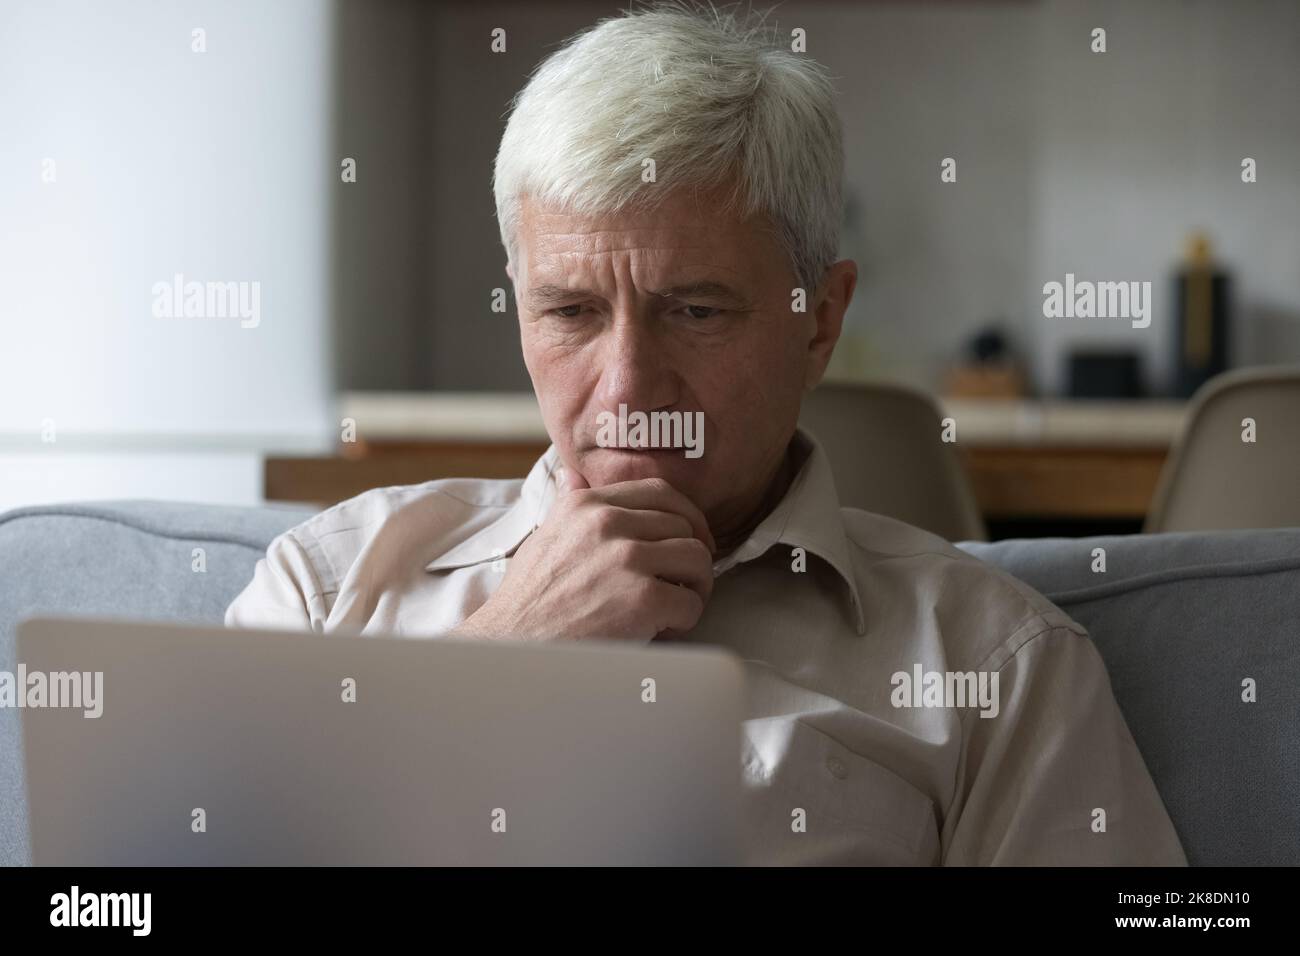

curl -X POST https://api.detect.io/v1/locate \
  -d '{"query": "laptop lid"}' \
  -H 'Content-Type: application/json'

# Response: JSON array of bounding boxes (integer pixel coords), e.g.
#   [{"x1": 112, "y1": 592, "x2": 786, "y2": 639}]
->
[{"x1": 17, "y1": 616, "x2": 743, "y2": 865}]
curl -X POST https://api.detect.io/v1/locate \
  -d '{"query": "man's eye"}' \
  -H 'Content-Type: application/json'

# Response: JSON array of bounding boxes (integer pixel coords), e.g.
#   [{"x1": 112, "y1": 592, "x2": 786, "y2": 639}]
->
[
  {"x1": 550, "y1": 305, "x2": 585, "y2": 318},
  {"x1": 684, "y1": 305, "x2": 722, "y2": 320}
]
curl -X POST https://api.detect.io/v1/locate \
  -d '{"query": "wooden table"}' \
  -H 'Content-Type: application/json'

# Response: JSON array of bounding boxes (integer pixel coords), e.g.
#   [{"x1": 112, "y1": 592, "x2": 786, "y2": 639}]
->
[{"x1": 265, "y1": 392, "x2": 1187, "y2": 524}]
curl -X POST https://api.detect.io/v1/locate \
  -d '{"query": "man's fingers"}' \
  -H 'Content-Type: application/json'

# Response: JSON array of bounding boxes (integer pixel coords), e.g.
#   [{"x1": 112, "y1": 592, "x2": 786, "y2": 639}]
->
[
  {"x1": 631, "y1": 537, "x2": 715, "y2": 601},
  {"x1": 589, "y1": 478, "x2": 715, "y2": 553},
  {"x1": 602, "y1": 507, "x2": 695, "y2": 544},
  {"x1": 647, "y1": 579, "x2": 707, "y2": 634}
]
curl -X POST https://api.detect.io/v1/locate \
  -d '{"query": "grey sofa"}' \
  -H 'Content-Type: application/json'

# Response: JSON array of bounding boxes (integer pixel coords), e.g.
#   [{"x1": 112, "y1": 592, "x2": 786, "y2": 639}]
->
[{"x1": 2, "y1": 500, "x2": 1297, "y2": 866}]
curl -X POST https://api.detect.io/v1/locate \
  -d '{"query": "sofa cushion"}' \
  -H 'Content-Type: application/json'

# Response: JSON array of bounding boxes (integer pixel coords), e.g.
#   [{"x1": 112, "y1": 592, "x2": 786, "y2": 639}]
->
[
  {"x1": 957, "y1": 527, "x2": 1300, "y2": 865},
  {"x1": 0, "y1": 500, "x2": 315, "y2": 865}
]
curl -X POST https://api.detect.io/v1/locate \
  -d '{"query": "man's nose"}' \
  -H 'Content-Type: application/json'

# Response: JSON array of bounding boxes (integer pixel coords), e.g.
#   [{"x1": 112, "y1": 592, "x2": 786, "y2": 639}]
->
[{"x1": 595, "y1": 315, "x2": 679, "y2": 413}]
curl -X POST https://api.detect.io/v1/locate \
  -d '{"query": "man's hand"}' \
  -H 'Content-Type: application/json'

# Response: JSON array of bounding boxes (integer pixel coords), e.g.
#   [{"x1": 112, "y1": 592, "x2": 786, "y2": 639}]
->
[{"x1": 449, "y1": 469, "x2": 716, "y2": 643}]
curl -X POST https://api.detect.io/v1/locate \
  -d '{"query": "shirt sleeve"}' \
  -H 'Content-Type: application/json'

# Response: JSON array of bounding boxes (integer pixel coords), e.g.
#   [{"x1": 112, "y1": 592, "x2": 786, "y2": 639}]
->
[
  {"x1": 941, "y1": 625, "x2": 1188, "y2": 865},
  {"x1": 223, "y1": 529, "x2": 328, "y2": 634}
]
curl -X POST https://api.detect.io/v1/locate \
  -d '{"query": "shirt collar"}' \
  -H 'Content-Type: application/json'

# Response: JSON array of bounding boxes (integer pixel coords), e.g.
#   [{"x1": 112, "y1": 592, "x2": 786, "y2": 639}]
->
[
  {"x1": 710, "y1": 427, "x2": 866, "y2": 634},
  {"x1": 425, "y1": 426, "x2": 866, "y2": 635},
  {"x1": 421, "y1": 448, "x2": 562, "y2": 572}
]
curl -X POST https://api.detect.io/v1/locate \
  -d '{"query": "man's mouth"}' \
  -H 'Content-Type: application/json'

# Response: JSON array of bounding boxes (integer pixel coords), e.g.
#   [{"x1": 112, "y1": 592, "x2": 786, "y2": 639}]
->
[{"x1": 598, "y1": 446, "x2": 683, "y2": 456}]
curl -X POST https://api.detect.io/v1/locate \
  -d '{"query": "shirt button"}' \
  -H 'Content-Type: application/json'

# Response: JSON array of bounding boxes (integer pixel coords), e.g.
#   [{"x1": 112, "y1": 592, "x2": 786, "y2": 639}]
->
[{"x1": 826, "y1": 756, "x2": 847, "y2": 779}]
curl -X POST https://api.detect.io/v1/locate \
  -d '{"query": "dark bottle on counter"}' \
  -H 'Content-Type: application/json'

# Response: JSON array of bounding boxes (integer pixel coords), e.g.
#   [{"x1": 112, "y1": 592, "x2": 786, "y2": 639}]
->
[{"x1": 1172, "y1": 232, "x2": 1230, "y2": 398}]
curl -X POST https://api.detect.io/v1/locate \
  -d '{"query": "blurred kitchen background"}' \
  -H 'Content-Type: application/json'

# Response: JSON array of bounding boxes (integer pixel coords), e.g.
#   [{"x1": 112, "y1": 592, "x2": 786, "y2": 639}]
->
[{"x1": 2, "y1": 0, "x2": 1298, "y2": 539}]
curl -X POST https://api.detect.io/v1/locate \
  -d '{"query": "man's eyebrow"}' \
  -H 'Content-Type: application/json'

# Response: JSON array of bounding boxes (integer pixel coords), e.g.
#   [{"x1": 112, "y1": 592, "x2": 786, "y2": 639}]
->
[
  {"x1": 648, "y1": 281, "x2": 749, "y2": 303},
  {"x1": 527, "y1": 284, "x2": 594, "y2": 306}
]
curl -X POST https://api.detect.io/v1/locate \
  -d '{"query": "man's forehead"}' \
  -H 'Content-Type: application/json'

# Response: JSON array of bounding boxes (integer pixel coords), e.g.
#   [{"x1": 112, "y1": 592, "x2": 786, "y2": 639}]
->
[
  {"x1": 518, "y1": 184, "x2": 740, "y2": 227},
  {"x1": 521, "y1": 207, "x2": 741, "y2": 250},
  {"x1": 526, "y1": 278, "x2": 754, "y2": 309},
  {"x1": 515, "y1": 195, "x2": 780, "y2": 291},
  {"x1": 521, "y1": 253, "x2": 757, "y2": 303}
]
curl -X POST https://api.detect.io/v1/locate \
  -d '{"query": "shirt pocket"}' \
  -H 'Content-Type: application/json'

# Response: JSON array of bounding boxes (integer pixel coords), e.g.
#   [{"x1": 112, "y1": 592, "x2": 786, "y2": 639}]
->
[{"x1": 741, "y1": 716, "x2": 940, "y2": 866}]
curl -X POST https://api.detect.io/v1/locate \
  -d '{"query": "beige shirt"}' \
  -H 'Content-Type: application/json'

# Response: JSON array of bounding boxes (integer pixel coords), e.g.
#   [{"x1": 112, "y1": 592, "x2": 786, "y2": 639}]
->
[{"x1": 226, "y1": 428, "x2": 1187, "y2": 866}]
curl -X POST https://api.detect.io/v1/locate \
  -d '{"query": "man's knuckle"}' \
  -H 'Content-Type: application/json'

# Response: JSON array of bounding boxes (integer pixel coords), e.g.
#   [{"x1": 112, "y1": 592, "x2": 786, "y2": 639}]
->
[
  {"x1": 631, "y1": 576, "x2": 659, "y2": 606},
  {"x1": 590, "y1": 506, "x2": 618, "y2": 536},
  {"x1": 611, "y1": 538, "x2": 641, "y2": 567}
]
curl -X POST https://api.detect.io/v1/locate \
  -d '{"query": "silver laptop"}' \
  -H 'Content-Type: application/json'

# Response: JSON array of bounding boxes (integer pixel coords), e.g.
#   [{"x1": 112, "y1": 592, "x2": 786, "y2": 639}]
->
[{"x1": 17, "y1": 616, "x2": 743, "y2": 866}]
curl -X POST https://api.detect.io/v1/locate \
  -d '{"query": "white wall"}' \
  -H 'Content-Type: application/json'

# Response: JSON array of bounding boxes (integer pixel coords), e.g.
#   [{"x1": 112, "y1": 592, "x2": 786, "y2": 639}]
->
[{"x1": 0, "y1": 0, "x2": 337, "y2": 509}]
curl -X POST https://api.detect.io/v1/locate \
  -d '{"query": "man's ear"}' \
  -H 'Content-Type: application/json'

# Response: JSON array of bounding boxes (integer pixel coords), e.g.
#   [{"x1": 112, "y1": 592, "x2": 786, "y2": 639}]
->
[{"x1": 804, "y1": 259, "x2": 857, "y2": 390}]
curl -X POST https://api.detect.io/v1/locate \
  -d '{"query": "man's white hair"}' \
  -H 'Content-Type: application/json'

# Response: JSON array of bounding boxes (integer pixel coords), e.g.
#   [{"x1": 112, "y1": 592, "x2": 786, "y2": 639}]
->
[{"x1": 492, "y1": 1, "x2": 844, "y2": 294}]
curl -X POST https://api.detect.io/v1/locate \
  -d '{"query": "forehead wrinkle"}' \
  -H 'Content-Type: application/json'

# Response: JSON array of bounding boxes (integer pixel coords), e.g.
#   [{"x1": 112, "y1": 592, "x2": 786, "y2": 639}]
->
[
  {"x1": 528, "y1": 252, "x2": 760, "y2": 305},
  {"x1": 521, "y1": 213, "x2": 768, "y2": 300},
  {"x1": 530, "y1": 240, "x2": 744, "y2": 280},
  {"x1": 532, "y1": 228, "x2": 721, "y2": 260}
]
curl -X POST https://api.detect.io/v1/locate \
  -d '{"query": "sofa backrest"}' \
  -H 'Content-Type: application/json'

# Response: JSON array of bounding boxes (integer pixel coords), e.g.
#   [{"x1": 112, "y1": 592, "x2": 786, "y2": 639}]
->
[{"x1": 957, "y1": 527, "x2": 1300, "y2": 865}]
